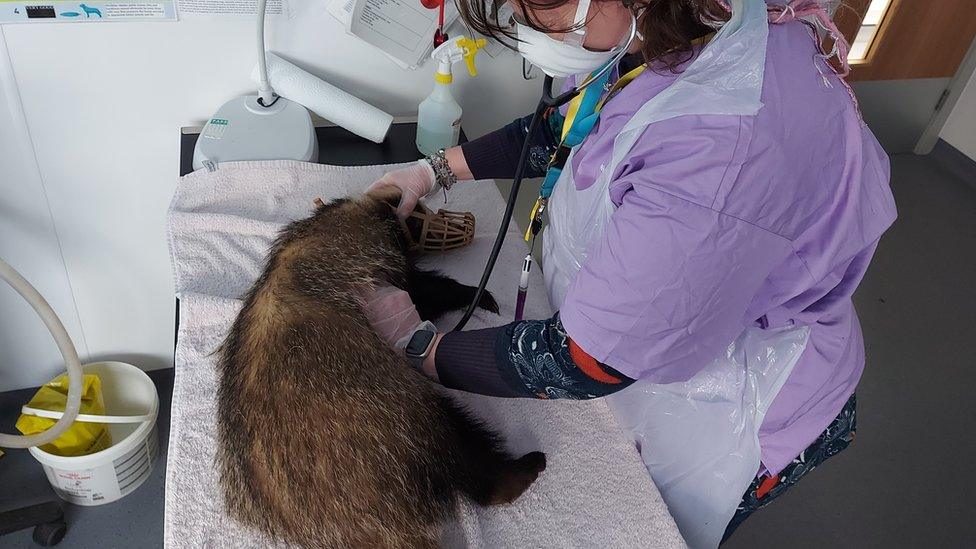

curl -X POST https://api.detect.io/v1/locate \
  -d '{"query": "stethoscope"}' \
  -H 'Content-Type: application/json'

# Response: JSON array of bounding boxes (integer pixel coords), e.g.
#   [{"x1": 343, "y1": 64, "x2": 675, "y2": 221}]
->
[{"x1": 452, "y1": 18, "x2": 637, "y2": 331}]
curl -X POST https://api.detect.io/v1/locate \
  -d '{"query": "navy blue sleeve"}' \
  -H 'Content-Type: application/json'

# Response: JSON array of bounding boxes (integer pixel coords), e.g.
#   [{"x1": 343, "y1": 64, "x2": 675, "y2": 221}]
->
[
  {"x1": 434, "y1": 313, "x2": 634, "y2": 399},
  {"x1": 459, "y1": 111, "x2": 564, "y2": 180}
]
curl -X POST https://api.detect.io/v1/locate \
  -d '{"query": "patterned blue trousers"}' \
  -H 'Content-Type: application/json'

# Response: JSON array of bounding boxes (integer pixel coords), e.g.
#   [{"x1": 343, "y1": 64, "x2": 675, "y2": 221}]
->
[{"x1": 722, "y1": 393, "x2": 858, "y2": 542}]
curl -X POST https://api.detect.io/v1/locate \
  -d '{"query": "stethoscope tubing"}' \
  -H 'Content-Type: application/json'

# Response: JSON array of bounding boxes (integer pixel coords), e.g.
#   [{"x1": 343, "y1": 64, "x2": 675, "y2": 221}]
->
[
  {"x1": 452, "y1": 14, "x2": 637, "y2": 331},
  {"x1": 452, "y1": 81, "x2": 559, "y2": 331}
]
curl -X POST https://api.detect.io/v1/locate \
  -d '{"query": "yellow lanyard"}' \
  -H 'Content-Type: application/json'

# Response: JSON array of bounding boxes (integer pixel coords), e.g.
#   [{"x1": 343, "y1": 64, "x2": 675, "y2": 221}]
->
[
  {"x1": 561, "y1": 63, "x2": 647, "y2": 141},
  {"x1": 557, "y1": 29, "x2": 718, "y2": 141},
  {"x1": 524, "y1": 63, "x2": 647, "y2": 243}
]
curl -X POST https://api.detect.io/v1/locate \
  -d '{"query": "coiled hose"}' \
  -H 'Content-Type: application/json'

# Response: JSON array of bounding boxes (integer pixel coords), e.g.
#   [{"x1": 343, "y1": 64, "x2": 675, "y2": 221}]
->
[{"x1": 0, "y1": 257, "x2": 83, "y2": 448}]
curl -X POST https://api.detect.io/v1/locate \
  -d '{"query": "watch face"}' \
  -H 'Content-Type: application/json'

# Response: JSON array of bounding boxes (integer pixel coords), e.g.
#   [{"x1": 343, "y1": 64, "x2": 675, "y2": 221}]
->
[{"x1": 406, "y1": 330, "x2": 436, "y2": 357}]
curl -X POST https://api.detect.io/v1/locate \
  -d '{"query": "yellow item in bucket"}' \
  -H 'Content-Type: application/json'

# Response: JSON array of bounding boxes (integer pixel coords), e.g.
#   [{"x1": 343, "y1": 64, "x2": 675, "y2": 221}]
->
[{"x1": 15, "y1": 374, "x2": 112, "y2": 456}]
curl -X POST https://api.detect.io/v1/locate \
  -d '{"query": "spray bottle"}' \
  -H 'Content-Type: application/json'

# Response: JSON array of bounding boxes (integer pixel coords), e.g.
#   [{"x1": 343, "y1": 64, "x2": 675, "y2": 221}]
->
[{"x1": 416, "y1": 36, "x2": 486, "y2": 155}]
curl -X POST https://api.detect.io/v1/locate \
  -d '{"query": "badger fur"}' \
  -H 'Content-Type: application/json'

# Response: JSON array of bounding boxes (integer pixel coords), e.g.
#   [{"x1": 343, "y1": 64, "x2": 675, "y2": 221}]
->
[{"x1": 216, "y1": 190, "x2": 545, "y2": 548}]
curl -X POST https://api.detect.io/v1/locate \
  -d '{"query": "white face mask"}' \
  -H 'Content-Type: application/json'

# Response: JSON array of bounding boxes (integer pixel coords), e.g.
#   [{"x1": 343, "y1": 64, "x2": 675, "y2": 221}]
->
[{"x1": 515, "y1": 0, "x2": 636, "y2": 78}]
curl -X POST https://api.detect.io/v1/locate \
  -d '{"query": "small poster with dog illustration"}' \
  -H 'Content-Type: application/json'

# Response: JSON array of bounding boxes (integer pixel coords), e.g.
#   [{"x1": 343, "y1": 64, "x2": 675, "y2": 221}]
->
[{"x1": 0, "y1": 0, "x2": 176, "y2": 22}]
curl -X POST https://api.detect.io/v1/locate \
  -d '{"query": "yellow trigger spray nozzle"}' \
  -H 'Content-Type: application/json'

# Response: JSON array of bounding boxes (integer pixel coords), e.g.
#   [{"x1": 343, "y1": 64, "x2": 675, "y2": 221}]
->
[{"x1": 457, "y1": 37, "x2": 487, "y2": 77}]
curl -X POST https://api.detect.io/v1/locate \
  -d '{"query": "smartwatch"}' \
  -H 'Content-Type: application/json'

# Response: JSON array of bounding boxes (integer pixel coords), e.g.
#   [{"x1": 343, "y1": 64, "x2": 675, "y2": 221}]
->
[{"x1": 404, "y1": 328, "x2": 437, "y2": 371}]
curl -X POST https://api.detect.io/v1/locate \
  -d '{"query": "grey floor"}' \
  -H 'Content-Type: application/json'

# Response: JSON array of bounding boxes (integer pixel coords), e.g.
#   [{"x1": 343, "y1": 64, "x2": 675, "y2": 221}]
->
[
  {"x1": 727, "y1": 149, "x2": 976, "y2": 547},
  {"x1": 1, "y1": 148, "x2": 974, "y2": 547}
]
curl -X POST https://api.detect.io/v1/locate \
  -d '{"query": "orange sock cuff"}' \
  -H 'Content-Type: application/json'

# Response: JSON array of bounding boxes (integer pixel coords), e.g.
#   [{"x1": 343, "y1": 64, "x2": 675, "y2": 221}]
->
[{"x1": 568, "y1": 339, "x2": 623, "y2": 385}]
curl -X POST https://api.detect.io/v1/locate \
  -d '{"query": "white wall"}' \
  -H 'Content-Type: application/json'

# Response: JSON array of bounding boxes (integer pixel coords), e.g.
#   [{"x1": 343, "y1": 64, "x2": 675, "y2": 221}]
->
[
  {"x1": 0, "y1": 4, "x2": 540, "y2": 391},
  {"x1": 941, "y1": 63, "x2": 976, "y2": 160},
  {"x1": 0, "y1": 28, "x2": 90, "y2": 392}
]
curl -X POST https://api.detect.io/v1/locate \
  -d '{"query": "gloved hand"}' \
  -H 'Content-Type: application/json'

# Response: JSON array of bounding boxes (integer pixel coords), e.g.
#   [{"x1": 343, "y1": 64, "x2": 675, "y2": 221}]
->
[
  {"x1": 366, "y1": 160, "x2": 436, "y2": 219},
  {"x1": 360, "y1": 285, "x2": 422, "y2": 346}
]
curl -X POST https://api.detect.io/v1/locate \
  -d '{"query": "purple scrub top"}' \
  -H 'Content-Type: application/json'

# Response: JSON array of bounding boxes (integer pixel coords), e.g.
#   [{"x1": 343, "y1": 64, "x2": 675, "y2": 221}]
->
[{"x1": 558, "y1": 21, "x2": 897, "y2": 475}]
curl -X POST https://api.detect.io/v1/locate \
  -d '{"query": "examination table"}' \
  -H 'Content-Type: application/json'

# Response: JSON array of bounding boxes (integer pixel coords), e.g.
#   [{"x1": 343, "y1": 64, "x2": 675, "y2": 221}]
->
[{"x1": 165, "y1": 123, "x2": 685, "y2": 548}]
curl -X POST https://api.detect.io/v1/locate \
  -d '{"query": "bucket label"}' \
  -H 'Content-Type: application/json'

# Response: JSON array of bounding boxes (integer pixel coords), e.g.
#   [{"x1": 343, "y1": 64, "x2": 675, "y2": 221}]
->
[{"x1": 51, "y1": 465, "x2": 120, "y2": 504}]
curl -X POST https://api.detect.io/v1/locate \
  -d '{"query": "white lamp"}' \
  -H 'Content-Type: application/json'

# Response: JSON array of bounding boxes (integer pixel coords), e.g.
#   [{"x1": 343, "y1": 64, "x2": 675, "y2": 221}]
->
[{"x1": 192, "y1": 0, "x2": 318, "y2": 170}]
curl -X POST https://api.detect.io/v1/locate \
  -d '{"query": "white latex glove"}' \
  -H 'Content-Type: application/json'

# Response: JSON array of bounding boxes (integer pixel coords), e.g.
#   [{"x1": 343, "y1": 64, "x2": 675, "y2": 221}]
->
[
  {"x1": 360, "y1": 285, "x2": 423, "y2": 346},
  {"x1": 366, "y1": 160, "x2": 436, "y2": 219}
]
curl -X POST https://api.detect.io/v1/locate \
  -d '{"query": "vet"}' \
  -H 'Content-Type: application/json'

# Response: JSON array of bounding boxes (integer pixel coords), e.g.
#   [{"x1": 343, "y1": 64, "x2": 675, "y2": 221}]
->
[{"x1": 366, "y1": 0, "x2": 896, "y2": 543}]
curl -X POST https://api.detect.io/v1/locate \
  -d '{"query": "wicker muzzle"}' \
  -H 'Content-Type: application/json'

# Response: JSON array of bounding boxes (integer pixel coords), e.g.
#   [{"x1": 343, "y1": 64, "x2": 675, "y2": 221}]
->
[{"x1": 401, "y1": 203, "x2": 475, "y2": 252}]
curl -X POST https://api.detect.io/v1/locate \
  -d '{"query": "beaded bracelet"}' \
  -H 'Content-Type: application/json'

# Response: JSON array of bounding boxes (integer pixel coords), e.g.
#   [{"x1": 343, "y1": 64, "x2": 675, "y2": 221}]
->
[{"x1": 425, "y1": 149, "x2": 458, "y2": 195}]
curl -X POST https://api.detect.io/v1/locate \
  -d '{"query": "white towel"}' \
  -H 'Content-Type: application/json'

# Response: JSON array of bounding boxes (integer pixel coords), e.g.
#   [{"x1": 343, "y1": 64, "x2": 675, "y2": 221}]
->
[{"x1": 165, "y1": 160, "x2": 684, "y2": 548}]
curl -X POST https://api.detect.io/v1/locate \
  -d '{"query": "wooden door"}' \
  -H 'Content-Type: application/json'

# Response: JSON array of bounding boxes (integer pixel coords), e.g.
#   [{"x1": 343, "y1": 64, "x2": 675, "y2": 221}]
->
[
  {"x1": 832, "y1": 1, "x2": 976, "y2": 152},
  {"x1": 837, "y1": 0, "x2": 976, "y2": 81}
]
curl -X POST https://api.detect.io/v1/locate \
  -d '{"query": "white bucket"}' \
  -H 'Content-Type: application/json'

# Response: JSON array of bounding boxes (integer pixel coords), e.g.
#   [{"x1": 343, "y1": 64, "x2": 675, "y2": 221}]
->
[{"x1": 23, "y1": 361, "x2": 160, "y2": 506}]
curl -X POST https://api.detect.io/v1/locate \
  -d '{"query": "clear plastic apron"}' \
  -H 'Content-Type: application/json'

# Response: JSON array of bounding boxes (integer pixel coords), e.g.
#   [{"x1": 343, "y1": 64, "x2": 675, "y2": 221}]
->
[{"x1": 541, "y1": 1, "x2": 811, "y2": 547}]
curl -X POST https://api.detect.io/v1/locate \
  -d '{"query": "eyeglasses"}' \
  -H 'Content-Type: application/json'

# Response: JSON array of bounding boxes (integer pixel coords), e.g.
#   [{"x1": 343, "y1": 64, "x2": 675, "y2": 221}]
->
[{"x1": 495, "y1": 0, "x2": 591, "y2": 46}]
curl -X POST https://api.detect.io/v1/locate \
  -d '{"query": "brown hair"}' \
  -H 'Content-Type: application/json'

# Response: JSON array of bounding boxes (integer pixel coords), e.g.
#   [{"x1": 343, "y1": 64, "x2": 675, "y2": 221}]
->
[{"x1": 458, "y1": 0, "x2": 730, "y2": 72}]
